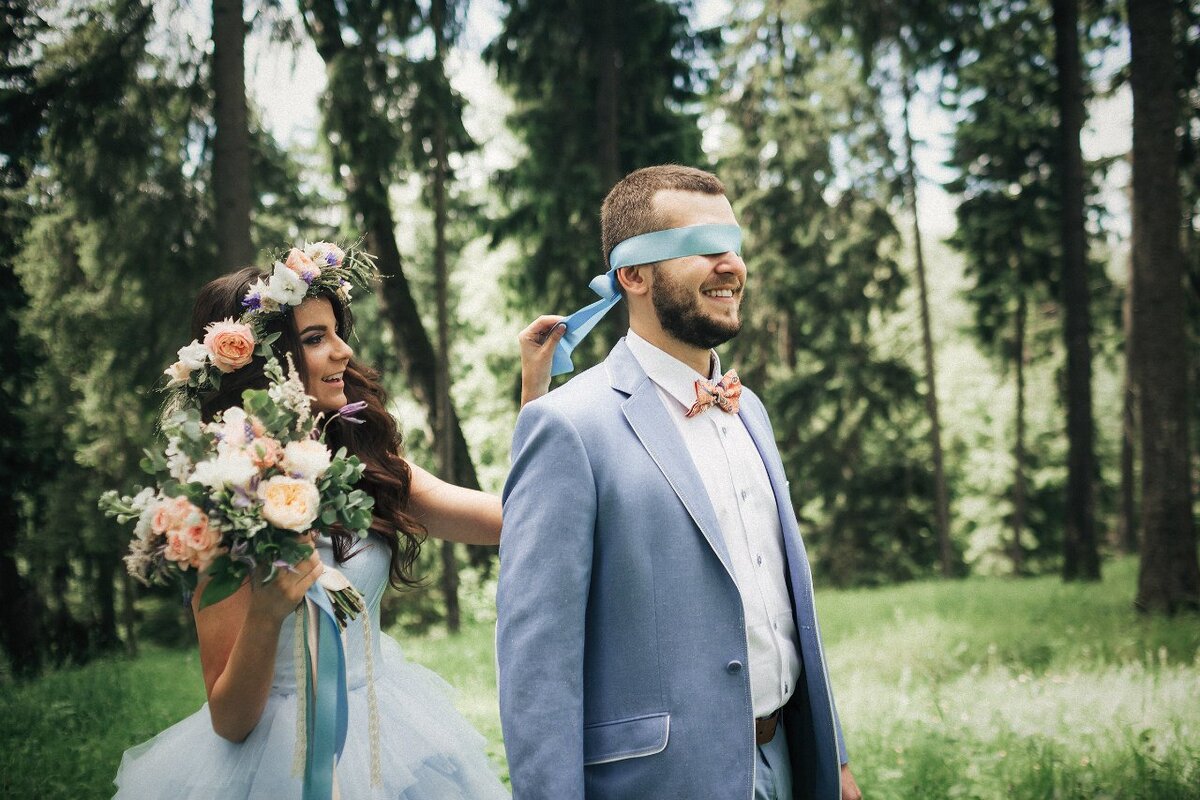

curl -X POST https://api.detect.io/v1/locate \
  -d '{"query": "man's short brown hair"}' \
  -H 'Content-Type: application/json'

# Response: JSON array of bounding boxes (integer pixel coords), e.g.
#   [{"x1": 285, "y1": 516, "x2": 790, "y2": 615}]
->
[{"x1": 600, "y1": 165, "x2": 726, "y2": 270}]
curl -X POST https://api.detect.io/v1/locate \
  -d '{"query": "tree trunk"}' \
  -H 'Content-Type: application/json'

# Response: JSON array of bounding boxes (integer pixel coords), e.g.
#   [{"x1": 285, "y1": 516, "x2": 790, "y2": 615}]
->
[
  {"x1": 212, "y1": 0, "x2": 254, "y2": 268},
  {"x1": 594, "y1": 0, "x2": 621, "y2": 189},
  {"x1": 0, "y1": 513, "x2": 46, "y2": 676},
  {"x1": 1117, "y1": 258, "x2": 1138, "y2": 554},
  {"x1": 93, "y1": 553, "x2": 122, "y2": 652},
  {"x1": 900, "y1": 68, "x2": 955, "y2": 578},
  {"x1": 122, "y1": 572, "x2": 138, "y2": 657},
  {"x1": 1052, "y1": 0, "x2": 1100, "y2": 582},
  {"x1": 1011, "y1": 291, "x2": 1028, "y2": 576},
  {"x1": 299, "y1": 0, "x2": 484, "y2": 503},
  {"x1": 1129, "y1": 0, "x2": 1200, "y2": 613},
  {"x1": 431, "y1": 0, "x2": 460, "y2": 633}
]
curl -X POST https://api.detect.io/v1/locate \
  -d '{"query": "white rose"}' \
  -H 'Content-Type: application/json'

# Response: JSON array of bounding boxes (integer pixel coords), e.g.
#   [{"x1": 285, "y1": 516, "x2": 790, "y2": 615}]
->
[
  {"x1": 177, "y1": 340, "x2": 209, "y2": 370},
  {"x1": 190, "y1": 450, "x2": 258, "y2": 489},
  {"x1": 258, "y1": 475, "x2": 321, "y2": 532},
  {"x1": 266, "y1": 261, "x2": 309, "y2": 306},
  {"x1": 164, "y1": 361, "x2": 192, "y2": 386},
  {"x1": 281, "y1": 439, "x2": 333, "y2": 480}
]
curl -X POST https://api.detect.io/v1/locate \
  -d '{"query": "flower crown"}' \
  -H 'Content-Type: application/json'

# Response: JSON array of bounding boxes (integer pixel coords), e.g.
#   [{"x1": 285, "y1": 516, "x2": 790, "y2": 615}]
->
[{"x1": 164, "y1": 241, "x2": 379, "y2": 399}]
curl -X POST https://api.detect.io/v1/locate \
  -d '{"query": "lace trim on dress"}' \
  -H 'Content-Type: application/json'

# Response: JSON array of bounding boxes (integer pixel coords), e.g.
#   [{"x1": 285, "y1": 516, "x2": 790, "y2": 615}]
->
[
  {"x1": 292, "y1": 609, "x2": 307, "y2": 777},
  {"x1": 363, "y1": 612, "x2": 382, "y2": 787}
]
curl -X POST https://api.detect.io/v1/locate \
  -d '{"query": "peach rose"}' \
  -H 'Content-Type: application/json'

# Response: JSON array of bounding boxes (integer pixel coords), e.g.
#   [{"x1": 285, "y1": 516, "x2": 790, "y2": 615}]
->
[
  {"x1": 203, "y1": 318, "x2": 256, "y2": 373},
  {"x1": 258, "y1": 475, "x2": 321, "y2": 532},
  {"x1": 285, "y1": 248, "x2": 320, "y2": 281}
]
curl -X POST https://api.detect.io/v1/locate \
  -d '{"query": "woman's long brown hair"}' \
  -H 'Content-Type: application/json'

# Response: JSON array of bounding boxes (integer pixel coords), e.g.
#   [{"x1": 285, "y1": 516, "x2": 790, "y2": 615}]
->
[{"x1": 189, "y1": 267, "x2": 425, "y2": 588}]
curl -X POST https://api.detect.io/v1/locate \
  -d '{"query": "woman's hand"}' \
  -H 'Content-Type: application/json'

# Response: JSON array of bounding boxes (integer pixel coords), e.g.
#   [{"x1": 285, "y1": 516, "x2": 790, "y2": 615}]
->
[
  {"x1": 245, "y1": 547, "x2": 325, "y2": 625},
  {"x1": 193, "y1": 537, "x2": 325, "y2": 742},
  {"x1": 519, "y1": 315, "x2": 567, "y2": 408}
]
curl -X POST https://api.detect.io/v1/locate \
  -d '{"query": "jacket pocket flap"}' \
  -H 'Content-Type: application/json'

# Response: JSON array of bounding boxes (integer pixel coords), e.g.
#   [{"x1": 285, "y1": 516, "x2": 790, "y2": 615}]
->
[{"x1": 583, "y1": 712, "x2": 670, "y2": 766}]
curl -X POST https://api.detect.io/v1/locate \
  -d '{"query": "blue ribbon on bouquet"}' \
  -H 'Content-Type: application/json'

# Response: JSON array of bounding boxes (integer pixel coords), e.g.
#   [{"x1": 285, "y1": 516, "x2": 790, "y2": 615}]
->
[
  {"x1": 550, "y1": 223, "x2": 743, "y2": 376},
  {"x1": 302, "y1": 584, "x2": 349, "y2": 800}
]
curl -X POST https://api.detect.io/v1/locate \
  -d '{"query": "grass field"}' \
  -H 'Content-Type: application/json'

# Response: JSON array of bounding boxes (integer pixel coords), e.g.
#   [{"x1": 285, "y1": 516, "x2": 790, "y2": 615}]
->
[{"x1": 2, "y1": 556, "x2": 1197, "y2": 798}]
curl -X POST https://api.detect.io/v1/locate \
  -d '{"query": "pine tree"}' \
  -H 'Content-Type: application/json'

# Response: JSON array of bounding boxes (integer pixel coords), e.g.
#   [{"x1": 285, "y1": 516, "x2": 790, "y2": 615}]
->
[
  {"x1": 484, "y1": 0, "x2": 706, "y2": 368},
  {"x1": 717, "y1": 1, "x2": 936, "y2": 586}
]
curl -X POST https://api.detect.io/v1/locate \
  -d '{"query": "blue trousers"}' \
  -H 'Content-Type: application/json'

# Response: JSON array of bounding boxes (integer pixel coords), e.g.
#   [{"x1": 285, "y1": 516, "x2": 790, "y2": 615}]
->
[{"x1": 753, "y1": 717, "x2": 793, "y2": 800}]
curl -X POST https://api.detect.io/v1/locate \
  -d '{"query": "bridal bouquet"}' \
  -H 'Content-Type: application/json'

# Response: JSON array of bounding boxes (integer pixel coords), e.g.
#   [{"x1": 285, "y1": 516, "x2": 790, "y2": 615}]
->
[{"x1": 100, "y1": 355, "x2": 374, "y2": 626}]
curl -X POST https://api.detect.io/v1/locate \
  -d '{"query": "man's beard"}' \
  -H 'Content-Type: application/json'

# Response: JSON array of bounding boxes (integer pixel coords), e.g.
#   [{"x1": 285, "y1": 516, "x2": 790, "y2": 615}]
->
[{"x1": 651, "y1": 270, "x2": 742, "y2": 351}]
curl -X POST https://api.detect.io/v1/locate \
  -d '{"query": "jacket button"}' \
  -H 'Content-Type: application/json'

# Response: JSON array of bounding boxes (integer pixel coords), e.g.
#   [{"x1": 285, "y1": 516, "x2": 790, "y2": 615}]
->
[{"x1": 726, "y1": 660, "x2": 743, "y2": 673}]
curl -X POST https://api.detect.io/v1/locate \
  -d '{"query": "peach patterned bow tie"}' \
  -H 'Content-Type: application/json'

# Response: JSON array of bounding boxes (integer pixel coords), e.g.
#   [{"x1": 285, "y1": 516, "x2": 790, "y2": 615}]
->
[{"x1": 686, "y1": 369, "x2": 742, "y2": 418}]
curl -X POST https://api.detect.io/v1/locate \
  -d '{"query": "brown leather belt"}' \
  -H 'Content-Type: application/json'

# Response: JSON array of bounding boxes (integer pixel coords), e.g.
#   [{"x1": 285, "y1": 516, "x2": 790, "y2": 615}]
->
[{"x1": 755, "y1": 710, "x2": 780, "y2": 746}]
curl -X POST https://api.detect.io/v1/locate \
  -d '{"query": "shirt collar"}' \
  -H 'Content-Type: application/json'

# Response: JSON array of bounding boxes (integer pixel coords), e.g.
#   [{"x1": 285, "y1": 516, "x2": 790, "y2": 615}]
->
[{"x1": 624, "y1": 328, "x2": 721, "y2": 412}]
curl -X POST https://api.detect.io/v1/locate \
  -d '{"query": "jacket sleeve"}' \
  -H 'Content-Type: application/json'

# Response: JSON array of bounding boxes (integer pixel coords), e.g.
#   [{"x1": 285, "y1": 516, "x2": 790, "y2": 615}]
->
[{"x1": 496, "y1": 399, "x2": 597, "y2": 799}]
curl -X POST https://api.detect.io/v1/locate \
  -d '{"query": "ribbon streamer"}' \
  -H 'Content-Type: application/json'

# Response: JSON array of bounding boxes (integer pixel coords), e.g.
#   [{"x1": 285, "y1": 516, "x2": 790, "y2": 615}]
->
[
  {"x1": 301, "y1": 584, "x2": 350, "y2": 800},
  {"x1": 551, "y1": 223, "x2": 742, "y2": 376}
]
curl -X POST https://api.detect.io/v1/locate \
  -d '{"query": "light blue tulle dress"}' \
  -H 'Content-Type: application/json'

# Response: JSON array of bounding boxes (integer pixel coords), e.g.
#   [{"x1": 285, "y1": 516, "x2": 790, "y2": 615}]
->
[{"x1": 113, "y1": 534, "x2": 510, "y2": 799}]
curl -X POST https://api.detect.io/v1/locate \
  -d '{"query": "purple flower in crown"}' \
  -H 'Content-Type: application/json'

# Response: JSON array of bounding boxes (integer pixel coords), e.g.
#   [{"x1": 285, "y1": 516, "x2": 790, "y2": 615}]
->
[
  {"x1": 338, "y1": 401, "x2": 368, "y2": 424},
  {"x1": 242, "y1": 277, "x2": 271, "y2": 312}
]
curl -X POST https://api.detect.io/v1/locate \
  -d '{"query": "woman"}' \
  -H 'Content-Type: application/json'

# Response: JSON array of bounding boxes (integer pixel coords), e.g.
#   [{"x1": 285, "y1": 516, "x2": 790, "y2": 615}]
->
[{"x1": 113, "y1": 251, "x2": 565, "y2": 798}]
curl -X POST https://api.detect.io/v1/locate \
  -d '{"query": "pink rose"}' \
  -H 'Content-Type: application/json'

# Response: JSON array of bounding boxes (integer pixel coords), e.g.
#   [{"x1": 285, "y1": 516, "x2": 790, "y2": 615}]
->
[
  {"x1": 162, "y1": 528, "x2": 192, "y2": 565},
  {"x1": 249, "y1": 437, "x2": 284, "y2": 469},
  {"x1": 203, "y1": 318, "x2": 256, "y2": 373},
  {"x1": 152, "y1": 496, "x2": 194, "y2": 533},
  {"x1": 285, "y1": 248, "x2": 320, "y2": 281},
  {"x1": 182, "y1": 521, "x2": 222, "y2": 569}
]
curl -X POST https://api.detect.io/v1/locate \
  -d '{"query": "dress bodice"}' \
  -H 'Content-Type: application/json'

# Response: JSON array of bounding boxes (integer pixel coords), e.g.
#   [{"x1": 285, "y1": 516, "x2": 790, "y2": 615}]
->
[{"x1": 271, "y1": 533, "x2": 390, "y2": 694}]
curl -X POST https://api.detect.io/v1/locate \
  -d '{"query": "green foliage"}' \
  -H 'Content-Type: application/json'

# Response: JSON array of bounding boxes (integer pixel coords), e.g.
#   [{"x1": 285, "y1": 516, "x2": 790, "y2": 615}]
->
[
  {"x1": 484, "y1": 0, "x2": 708, "y2": 370},
  {"x1": 5, "y1": 558, "x2": 1194, "y2": 798},
  {"x1": 716, "y1": 4, "x2": 936, "y2": 586},
  {"x1": 944, "y1": 0, "x2": 1120, "y2": 567}
]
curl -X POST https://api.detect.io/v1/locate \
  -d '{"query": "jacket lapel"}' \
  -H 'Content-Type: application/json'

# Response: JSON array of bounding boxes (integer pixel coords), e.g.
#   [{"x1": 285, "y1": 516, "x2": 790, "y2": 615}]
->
[{"x1": 607, "y1": 341, "x2": 735, "y2": 578}]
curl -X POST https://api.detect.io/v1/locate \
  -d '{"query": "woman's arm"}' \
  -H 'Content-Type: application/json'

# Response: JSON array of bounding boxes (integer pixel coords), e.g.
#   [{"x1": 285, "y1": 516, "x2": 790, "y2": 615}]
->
[
  {"x1": 193, "y1": 550, "x2": 324, "y2": 742},
  {"x1": 406, "y1": 461, "x2": 503, "y2": 545},
  {"x1": 405, "y1": 315, "x2": 567, "y2": 545}
]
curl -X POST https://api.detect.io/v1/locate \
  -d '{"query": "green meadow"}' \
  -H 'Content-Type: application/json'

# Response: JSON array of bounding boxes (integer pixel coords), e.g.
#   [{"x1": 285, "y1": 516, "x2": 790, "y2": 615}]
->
[{"x1": 3, "y1": 557, "x2": 1197, "y2": 799}]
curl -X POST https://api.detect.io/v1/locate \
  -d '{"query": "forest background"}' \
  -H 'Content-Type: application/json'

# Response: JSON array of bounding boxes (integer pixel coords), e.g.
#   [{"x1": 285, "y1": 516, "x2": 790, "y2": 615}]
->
[{"x1": 0, "y1": 0, "x2": 1198, "y2": 793}]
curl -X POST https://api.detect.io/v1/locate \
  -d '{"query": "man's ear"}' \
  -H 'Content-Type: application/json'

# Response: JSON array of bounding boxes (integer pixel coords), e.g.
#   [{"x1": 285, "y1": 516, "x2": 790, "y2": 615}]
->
[{"x1": 615, "y1": 265, "x2": 652, "y2": 297}]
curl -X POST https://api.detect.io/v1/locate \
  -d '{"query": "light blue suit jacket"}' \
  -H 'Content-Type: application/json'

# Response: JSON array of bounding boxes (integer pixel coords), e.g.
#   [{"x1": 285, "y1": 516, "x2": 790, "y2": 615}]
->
[{"x1": 497, "y1": 339, "x2": 847, "y2": 800}]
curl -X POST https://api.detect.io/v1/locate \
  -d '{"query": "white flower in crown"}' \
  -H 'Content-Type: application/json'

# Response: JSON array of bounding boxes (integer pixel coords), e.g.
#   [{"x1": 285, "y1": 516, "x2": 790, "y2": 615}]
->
[
  {"x1": 265, "y1": 261, "x2": 308, "y2": 306},
  {"x1": 190, "y1": 449, "x2": 258, "y2": 489},
  {"x1": 177, "y1": 340, "x2": 209, "y2": 370},
  {"x1": 164, "y1": 339, "x2": 211, "y2": 385},
  {"x1": 336, "y1": 279, "x2": 353, "y2": 303},
  {"x1": 242, "y1": 277, "x2": 280, "y2": 315},
  {"x1": 305, "y1": 241, "x2": 345, "y2": 269}
]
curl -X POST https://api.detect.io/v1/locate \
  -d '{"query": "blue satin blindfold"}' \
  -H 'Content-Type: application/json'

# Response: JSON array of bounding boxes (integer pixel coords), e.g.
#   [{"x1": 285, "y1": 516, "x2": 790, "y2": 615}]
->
[{"x1": 550, "y1": 224, "x2": 742, "y2": 377}]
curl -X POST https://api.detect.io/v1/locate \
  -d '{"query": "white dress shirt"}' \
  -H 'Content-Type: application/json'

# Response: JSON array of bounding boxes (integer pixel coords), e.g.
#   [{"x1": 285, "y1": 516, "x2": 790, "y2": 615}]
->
[{"x1": 625, "y1": 330, "x2": 802, "y2": 717}]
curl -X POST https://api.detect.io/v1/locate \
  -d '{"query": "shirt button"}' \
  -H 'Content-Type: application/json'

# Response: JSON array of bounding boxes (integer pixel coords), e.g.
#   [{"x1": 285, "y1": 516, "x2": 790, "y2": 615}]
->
[
  {"x1": 772, "y1": 620, "x2": 778, "y2": 630},
  {"x1": 741, "y1": 489, "x2": 749, "y2": 501},
  {"x1": 756, "y1": 554, "x2": 763, "y2": 566},
  {"x1": 726, "y1": 660, "x2": 743, "y2": 674},
  {"x1": 721, "y1": 426, "x2": 728, "y2": 436},
  {"x1": 784, "y1": 682, "x2": 790, "y2": 693}
]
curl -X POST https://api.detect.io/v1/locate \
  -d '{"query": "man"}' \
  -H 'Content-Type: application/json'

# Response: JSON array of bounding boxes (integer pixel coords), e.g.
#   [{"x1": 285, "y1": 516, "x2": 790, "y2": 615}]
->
[{"x1": 497, "y1": 165, "x2": 862, "y2": 800}]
